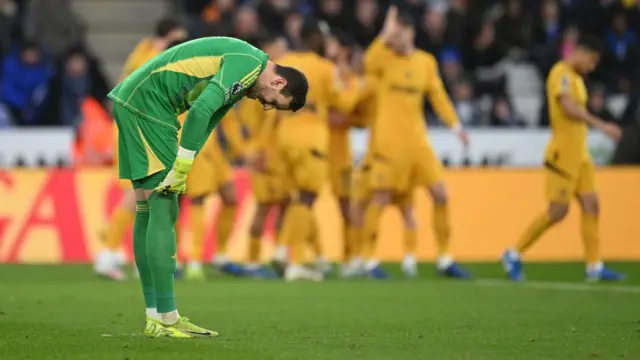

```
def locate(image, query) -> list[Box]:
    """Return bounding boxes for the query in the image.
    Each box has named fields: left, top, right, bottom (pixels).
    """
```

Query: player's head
left=155, top=18, right=187, bottom=44
left=570, top=35, right=603, bottom=74
left=392, top=10, right=415, bottom=54
left=326, top=30, right=355, bottom=63
left=257, top=31, right=289, bottom=61
left=301, top=18, right=330, bottom=56
left=250, top=64, right=308, bottom=112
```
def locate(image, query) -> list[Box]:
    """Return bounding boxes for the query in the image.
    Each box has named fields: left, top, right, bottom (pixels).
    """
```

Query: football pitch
left=1, top=263, right=638, bottom=360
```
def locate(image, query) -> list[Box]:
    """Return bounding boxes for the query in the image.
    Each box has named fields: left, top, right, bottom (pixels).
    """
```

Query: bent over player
left=109, top=36, right=308, bottom=338
left=502, top=36, right=625, bottom=282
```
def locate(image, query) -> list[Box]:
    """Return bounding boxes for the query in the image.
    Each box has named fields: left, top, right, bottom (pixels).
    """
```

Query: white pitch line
left=475, top=279, right=640, bottom=294
left=101, top=333, right=143, bottom=338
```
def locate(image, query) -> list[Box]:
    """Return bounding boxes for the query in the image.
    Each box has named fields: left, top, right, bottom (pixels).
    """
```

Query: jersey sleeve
left=422, top=54, right=459, bottom=128
left=179, top=54, right=262, bottom=153
left=548, top=67, right=571, bottom=100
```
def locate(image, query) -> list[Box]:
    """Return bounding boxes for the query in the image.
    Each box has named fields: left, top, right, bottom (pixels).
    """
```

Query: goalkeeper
left=109, top=36, right=308, bottom=339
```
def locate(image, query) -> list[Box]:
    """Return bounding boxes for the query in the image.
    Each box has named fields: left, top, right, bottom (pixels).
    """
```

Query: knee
left=297, top=190, right=317, bottom=207
left=339, top=198, right=351, bottom=223
left=429, top=183, right=448, bottom=205
left=350, top=201, right=366, bottom=227
left=372, top=191, right=392, bottom=206
left=580, top=196, right=600, bottom=215
left=220, top=184, right=237, bottom=206
left=548, top=203, right=569, bottom=223
left=190, top=196, right=205, bottom=206
left=401, top=208, right=417, bottom=230
left=250, top=208, right=268, bottom=236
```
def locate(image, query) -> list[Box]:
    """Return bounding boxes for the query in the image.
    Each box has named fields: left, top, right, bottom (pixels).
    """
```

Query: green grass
left=1, top=263, right=639, bottom=360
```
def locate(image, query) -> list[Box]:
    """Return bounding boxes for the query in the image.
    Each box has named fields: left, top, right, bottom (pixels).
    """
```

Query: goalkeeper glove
left=155, top=147, right=195, bottom=195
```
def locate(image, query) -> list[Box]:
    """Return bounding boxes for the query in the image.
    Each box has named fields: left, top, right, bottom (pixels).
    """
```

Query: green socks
left=147, top=192, right=179, bottom=313
left=133, top=201, right=155, bottom=309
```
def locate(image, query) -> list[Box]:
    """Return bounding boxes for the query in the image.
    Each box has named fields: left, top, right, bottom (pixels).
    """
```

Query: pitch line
left=475, top=279, right=640, bottom=294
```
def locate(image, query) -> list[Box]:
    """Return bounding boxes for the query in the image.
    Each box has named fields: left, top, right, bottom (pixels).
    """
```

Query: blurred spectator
left=59, top=47, right=89, bottom=129
left=452, top=78, right=483, bottom=126
left=23, top=0, right=86, bottom=58
left=532, top=0, right=562, bottom=46
left=195, top=0, right=236, bottom=38
left=350, top=0, right=381, bottom=48
left=439, top=48, right=464, bottom=91
left=0, top=0, right=17, bottom=58
left=601, top=10, right=638, bottom=94
left=446, top=0, right=470, bottom=49
left=463, top=21, right=508, bottom=96
left=232, top=6, right=261, bottom=45
left=284, top=11, right=304, bottom=49
left=0, top=41, right=53, bottom=126
left=495, top=0, right=533, bottom=59
left=416, top=5, right=452, bottom=56
left=489, top=96, right=527, bottom=127
left=258, top=0, right=293, bottom=35
left=315, top=0, right=350, bottom=32
left=587, top=84, right=617, bottom=123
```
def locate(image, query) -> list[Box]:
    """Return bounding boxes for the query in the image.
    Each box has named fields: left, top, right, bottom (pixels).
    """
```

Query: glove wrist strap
left=177, top=147, right=196, bottom=161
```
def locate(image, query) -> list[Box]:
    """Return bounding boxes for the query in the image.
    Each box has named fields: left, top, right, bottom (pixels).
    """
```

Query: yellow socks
left=404, top=229, right=417, bottom=255
left=433, top=204, right=451, bottom=256
left=362, top=202, right=384, bottom=259
left=581, top=213, right=600, bottom=265
left=216, top=204, right=236, bottom=254
left=189, top=203, right=206, bottom=262
left=248, top=235, right=262, bottom=263
left=342, top=223, right=351, bottom=262
left=347, top=225, right=363, bottom=260
left=307, top=216, right=322, bottom=259
left=280, top=203, right=313, bottom=265
left=516, top=212, right=554, bottom=253
left=104, top=208, right=135, bottom=250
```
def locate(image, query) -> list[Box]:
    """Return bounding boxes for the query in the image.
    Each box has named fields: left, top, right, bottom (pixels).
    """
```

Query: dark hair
left=332, top=29, right=355, bottom=48
left=256, top=31, right=284, bottom=49
left=577, top=35, right=603, bottom=54
left=300, top=18, right=326, bottom=41
left=275, top=64, right=308, bottom=112
left=19, top=40, right=40, bottom=52
left=155, top=18, right=182, bottom=37
left=397, top=11, right=415, bottom=29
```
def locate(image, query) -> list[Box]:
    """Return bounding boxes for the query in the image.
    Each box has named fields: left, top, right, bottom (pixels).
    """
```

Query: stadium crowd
left=1, top=0, right=639, bottom=130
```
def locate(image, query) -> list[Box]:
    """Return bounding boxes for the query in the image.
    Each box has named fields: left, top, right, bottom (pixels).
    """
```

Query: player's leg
left=396, top=194, right=418, bottom=278
left=576, top=161, right=625, bottom=281
left=418, top=146, right=470, bottom=278
left=503, top=163, right=572, bottom=281
left=94, top=187, right=135, bottom=280
left=210, top=181, right=248, bottom=276
left=278, top=147, right=326, bottom=281
left=245, top=201, right=277, bottom=279
left=270, top=198, right=290, bottom=277
left=341, top=161, right=370, bottom=278
left=184, top=195, right=207, bottom=281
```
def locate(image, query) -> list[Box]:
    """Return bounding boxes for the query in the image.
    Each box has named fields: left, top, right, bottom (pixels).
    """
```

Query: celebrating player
left=110, top=36, right=308, bottom=337
left=275, top=19, right=360, bottom=281
left=93, top=18, right=187, bottom=280
left=361, top=6, right=470, bottom=279
left=502, top=36, right=625, bottom=282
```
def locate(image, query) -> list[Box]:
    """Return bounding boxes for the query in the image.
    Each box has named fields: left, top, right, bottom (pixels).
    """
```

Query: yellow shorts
left=187, top=136, right=233, bottom=198
left=370, top=143, right=444, bottom=193
left=250, top=149, right=287, bottom=204
left=545, top=158, right=596, bottom=203
left=278, top=144, right=328, bottom=194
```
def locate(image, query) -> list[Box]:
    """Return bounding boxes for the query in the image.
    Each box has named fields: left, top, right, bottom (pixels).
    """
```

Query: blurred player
left=324, top=31, right=360, bottom=273
left=183, top=111, right=247, bottom=281
left=276, top=19, right=359, bottom=281
left=502, top=36, right=625, bottom=282
left=361, top=6, right=470, bottom=279
left=110, top=36, right=308, bottom=337
left=239, top=33, right=289, bottom=279
left=93, top=18, right=186, bottom=280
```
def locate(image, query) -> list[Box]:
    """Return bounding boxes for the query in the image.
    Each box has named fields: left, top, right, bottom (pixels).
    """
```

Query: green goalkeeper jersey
left=108, top=37, right=268, bottom=132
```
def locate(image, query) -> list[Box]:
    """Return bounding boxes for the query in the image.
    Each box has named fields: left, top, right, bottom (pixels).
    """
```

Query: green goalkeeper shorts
left=113, top=102, right=178, bottom=190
